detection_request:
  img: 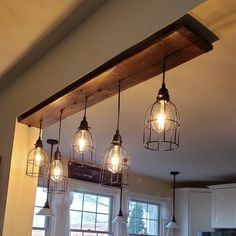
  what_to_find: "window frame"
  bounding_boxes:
[69,190,113,236]
[32,186,51,236]
[128,198,161,236]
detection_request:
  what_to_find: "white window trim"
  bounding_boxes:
[68,178,120,236]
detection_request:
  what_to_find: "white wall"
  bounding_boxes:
[0,0,205,234]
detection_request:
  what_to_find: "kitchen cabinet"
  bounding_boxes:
[209,184,236,229]
[175,188,212,236]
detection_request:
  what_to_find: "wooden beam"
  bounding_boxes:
[18,24,213,128]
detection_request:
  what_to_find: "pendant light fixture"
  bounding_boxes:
[101,81,130,187]
[72,96,95,167]
[39,139,58,215]
[166,171,179,229]
[26,119,48,177]
[143,58,180,151]
[113,186,127,224]
[44,110,68,193]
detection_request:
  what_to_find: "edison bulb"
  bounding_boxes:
[50,160,64,182]
[32,147,47,167]
[73,129,92,153]
[107,145,123,174]
[152,100,170,132]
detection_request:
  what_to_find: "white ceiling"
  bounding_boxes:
[0,0,107,86]
[43,0,236,184]
[0,0,78,78]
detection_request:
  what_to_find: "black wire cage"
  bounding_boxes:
[71,124,96,167]
[43,110,68,194]
[43,139,68,194]
[143,59,180,151]
[71,97,96,167]
[100,138,130,188]
[26,120,48,177]
[143,99,180,151]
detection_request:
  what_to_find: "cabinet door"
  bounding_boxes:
[189,192,212,236]
[212,188,236,228]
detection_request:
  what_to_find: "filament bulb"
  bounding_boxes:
[33,147,45,166]
[152,100,169,132]
[50,160,64,182]
[107,145,122,174]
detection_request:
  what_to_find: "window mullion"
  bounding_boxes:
[95,195,98,231]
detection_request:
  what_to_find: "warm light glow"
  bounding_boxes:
[50,160,64,182]
[107,145,122,174]
[152,100,168,132]
[74,130,91,153]
[33,147,44,166]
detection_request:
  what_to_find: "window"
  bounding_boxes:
[70,191,112,236]
[32,187,49,236]
[128,200,160,236]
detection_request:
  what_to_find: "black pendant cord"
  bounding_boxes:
[162,59,166,86]
[58,109,64,149]
[117,81,121,132]
[39,119,42,138]
[172,174,176,221]
[84,96,88,118]
[118,186,123,216]
[45,142,54,207]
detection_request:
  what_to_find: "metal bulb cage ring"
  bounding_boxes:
[144,99,180,151]
[43,160,68,194]
[26,146,48,177]
[100,144,130,188]
[71,129,96,167]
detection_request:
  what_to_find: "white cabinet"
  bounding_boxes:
[175,188,212,236]
[209,183,236,228]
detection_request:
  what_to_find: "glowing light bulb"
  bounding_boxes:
[73,129,92,153]
[157,101,166,131]
[50,160,64,182]
[33,147,44,166]
[107,145,122,174]
[77,130,87,152]
[152,100,168,132]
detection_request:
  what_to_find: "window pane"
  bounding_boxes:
[70,192,83,211]
[70,232,83,236]
[97,196,110,214]
[128,200,159,236]
[96,214,109,231]
[82,212,96,230]
[32,229,45,236]
[129,201,136,215]
[84,233,97,236]
[148,204,158,220]
[70,192,112,235]
[33,207,45,228]
[35,188,47,207]
[70,211,82,230]
[136,202,147,219]
[147,219,158,235]
[84,194,97,212]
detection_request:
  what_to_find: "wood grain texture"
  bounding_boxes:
[18,25,213,128]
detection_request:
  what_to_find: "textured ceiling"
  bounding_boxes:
[43,0,236,184]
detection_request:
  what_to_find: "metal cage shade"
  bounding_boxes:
[100,143,130,188]
[26,146,48,177]
[72,129,96,167]
[144,99,180,151]
[43,160,68,194]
